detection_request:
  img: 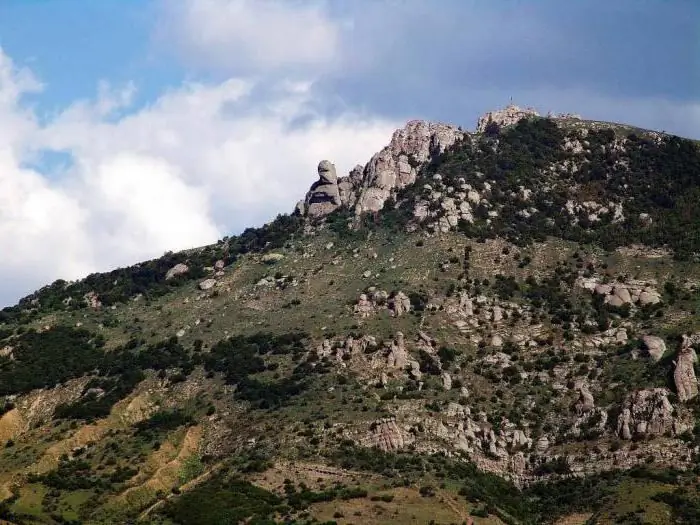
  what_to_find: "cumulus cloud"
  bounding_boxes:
[0,49,399,306]
[156,0,341,74]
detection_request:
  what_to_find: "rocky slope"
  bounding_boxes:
[0,105,699,524]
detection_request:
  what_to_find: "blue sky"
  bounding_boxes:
[0,0,697,306]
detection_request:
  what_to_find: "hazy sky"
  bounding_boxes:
[0,0,697,306]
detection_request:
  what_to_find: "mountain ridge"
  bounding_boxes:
[0,105,699,524]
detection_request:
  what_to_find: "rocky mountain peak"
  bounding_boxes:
[476,103,541,133]
[296,119,464,220]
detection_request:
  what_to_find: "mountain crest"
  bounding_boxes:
[296,119,464,219]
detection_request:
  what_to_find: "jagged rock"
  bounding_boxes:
[165,263,189,280]
[442,372,452,391]
[492,306,503,322]
[387,332,409,369]
[198,279,217,291]
[366,418,410,452]
[642,335,666,362]
[459,292,474,317]
[617,388,678,439]
[409,361,422,380]
[476,104,540,133]
[574,383,595,415]
[354,294,374,318]
[674,340,698,402]
[354,120,463,215]
[490,334,504,347]
[83,291,101,309]
[390,291,411,317]
[214,260,225,271]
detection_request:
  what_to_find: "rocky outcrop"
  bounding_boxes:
[83,291,101,309]
[354,120,463,215]
[296,121,464,220]
[165,263,189,281]
[476,104,540,133]
[0,346,14,360]
[617,388,681,440]
[387,332,409,369]
[296,160,342,218]
[353,289,389,318]
[674,337,698,402]
[642,335,666,362]
[574,383,595,415]
[365,418,412,452]
[389,291,411,317]
[578,277,662,307]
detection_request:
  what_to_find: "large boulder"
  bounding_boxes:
[165,263,189,281]
[642,335,666,362]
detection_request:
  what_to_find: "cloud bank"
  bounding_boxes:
[0,49,398,306]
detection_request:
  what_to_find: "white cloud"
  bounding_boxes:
[157,0,340,74]
[0,48,399,307]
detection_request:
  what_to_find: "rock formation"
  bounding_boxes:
[296,121,463,220]
[387,332,409,369]
[165,263,189,281]
[389,291,411,317]
[574,383,595,415]
[354,120,463,215]
[674,337,698,402]
[297,160,342,218]
[366,418,411,452]
[617,389,678,440]
[198,278,217,291]
[476,104,540,133]
[83,291,101,309]
[642,335,666,362]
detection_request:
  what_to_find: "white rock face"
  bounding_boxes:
[476,104,540,133]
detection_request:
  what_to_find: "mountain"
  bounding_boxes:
[0,104,699,524]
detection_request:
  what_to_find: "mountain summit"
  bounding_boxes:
[0,105,699,524]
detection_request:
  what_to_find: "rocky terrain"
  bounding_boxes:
[0,104,699,524]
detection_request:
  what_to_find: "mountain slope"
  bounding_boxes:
[0,105,699,524]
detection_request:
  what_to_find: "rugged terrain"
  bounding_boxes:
[0,104,699,524]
